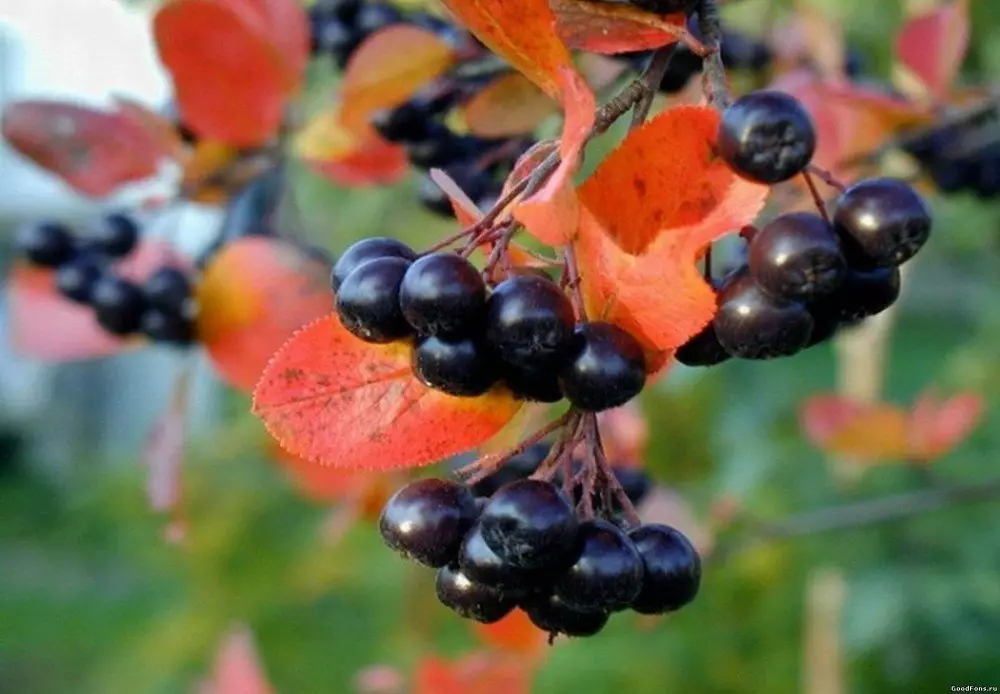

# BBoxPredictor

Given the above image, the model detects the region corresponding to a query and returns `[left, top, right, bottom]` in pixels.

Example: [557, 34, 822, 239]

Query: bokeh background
[1, 0, 999, 692]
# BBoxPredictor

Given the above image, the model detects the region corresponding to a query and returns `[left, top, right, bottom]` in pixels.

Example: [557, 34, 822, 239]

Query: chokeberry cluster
[332, 239, 649, 411]
[902, 123, 1000, 199]
[379, 469, 700, 637]
[14, 215, 196, 345]
[677, 177, 932, 365]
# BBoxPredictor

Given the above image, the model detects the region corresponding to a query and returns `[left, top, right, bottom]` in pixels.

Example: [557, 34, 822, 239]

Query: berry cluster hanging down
[14, 215, 196, 345]
[903, 122, 1000, 199]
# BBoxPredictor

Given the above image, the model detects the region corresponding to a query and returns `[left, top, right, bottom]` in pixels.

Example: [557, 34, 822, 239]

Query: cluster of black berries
[331, 238, 649, 411]
[379, 472, 700, 637]
[14, 216, 196, 345]
[901, 124, 1000, 199]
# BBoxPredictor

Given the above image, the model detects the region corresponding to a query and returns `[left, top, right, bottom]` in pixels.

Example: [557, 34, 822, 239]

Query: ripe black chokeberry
[412, 335, 498, 396]
[815, 266, 900, 324]
[480, 479, 578, 570]
[417, 176, 455, 218]
[400, 252, 486, 337]
[331, 237, 417, 292]
[613, 467, 652, 507]
[372, 88, 458, 143]
[90, 275, 146, 335]
[628, 0, 699, 14]
[718, 91, 816, 184]
[675, 322, 731, 367]
[523, 593, 609, 638]
[554, 519, 644, 613]
[15, 221, 75, 268]
[833, 178, 932, 268]
[435, 563, 516, 624]
[336, 257, 413, 343]
[713, 271, 814, 359]
[355, 2, 403, 35]
[143, 267, 192, 314]
[91, 213, 139, 258]
[140, 308, 195, 345]
[378, 478, 479, 568]
[628, 524, 701, 615]
[503, 364, 564, 404]
[485, 275, 576, 370]
[559, 322, 646, 412]
[748, 212, 847, 301]
[55, 255, 103, 304]
[458, 522, 546, 596]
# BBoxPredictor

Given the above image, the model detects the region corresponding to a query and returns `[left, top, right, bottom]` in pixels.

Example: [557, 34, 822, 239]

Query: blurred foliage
[3, 1, 1000, 693]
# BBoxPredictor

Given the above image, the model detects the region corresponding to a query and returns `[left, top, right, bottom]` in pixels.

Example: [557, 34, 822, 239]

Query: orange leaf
[462, 73, 558, 138]
[197, 237, 332, 392]
[799, 395, 868, 449]
[6, 241, 188, 362]
[252, 314, 522, 470]
[295, 108, 409, 187]
[550, 0, 684, 54]
[907, 390, 984, 462]
[414, 653, 533, 694]
[823, 405, 911, 462]
[340, 26, 457, 130]
[574, 106, 769, 364]
[1, 100, 166, 196]
[895, 0, 970, 102]
[472, 609, 547, 657]
[154, 0, 295, 147]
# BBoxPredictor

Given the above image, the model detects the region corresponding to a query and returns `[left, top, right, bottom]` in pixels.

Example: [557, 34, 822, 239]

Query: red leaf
[252, 314, 522, 470]
[472, 610, 547, 657]
[295, 108, 409, 187]
[143, 371, 190, 514]
[799, 394, 910, 463]
[197, 237, 333, 392]
[895, 0, 970, 101]
[1, 100, 166, 196]
[154, 0, 303, 147]
[907, 390, 983, 462]
[462, 73, 558, 138]
[230, 0, 311, 89]
[550, 0, 684, 54]
[205, 625, 274, 694]
[414, 653, 532, 694]
[799, 395, 867, 449]
[6, 241, 188, 362]
[573, 106, 769, 365]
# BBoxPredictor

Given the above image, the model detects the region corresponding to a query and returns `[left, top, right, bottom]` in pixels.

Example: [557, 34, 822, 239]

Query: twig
[630, 45, 677, 129]
[801, 169, 831, 223]
[456, 410, 576, 485]
[807, 164, 847, 193]
[563, 242, 587, 320]
[697, 0, 731, 111]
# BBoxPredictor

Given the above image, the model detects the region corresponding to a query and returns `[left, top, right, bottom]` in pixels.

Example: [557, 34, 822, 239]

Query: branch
[697, 0, 731, 111]
[630, 45, 677, 129]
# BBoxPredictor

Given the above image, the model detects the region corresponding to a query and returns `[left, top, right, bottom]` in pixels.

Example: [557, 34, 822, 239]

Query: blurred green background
[2, 0, 1000, 692]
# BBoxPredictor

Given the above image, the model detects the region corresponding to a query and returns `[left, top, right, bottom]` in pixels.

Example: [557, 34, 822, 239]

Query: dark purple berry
[748, 212, 847, 301]
[400, 252, 486, 337]
[458, 522, 548, 596]
[559, 322, 646, 412]
[15, 221, 75, 268]
[355, 2, 403, 35]
[713, 271, 814, 359]
[417, 176, 455, 218]
[378, 478, 479, 568]
[804, 307, 840, 348]
[331, 237, 417, 292]
[628, 524, 701, 614]
[372, 88, 458, 143]
[675, 322, 731, 367]
[718, 91, 816, 184]
[628, 0, 699, 14]
[833, 178, 932, 267]
[143, 267, 192, 314]
[485, 275, 575, 370]
[412, 335, 498, 397]
[90, 275, 146, 335]
[814, 266, 901, 324]
[503, 364, 564, 403]
[553, 519, 644, 612]
[91, 213, 139, 258]
[336, 257, 413, 343]
[613, 466, 652, 506]
[435, 563, 516, 624]
[479, 479, 578, 570]
[55, 255, 102, 304]
[140, 308, 195, 345]
[523, 593, 609, 638]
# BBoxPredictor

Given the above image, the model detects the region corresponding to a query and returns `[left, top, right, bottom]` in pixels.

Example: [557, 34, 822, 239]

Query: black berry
[628, 524, 701, 614]
[814, 266, 900, 324]
[412, 335, 498, 397]
[613, 466, 652, 506]
[628, 0, 699, 14]
[675, 322, 731, 367]
[15, 221, 75, 268]
[553, 519, 644, 612]
[400, 253, 486, 337]
[523, 593, 609, 638]
[140, 308, 195, 345]
[713, 271, 814, 359]
[833, 178, 932, 268]
[485, 275, 575, 370]
[718, 91, 816, 184]
[355, 2, 403, 35]
[378, 478, 479, 568]
[336, 256, 413, 343]
[559, 322, 646, 412]
[479, 479, 579, 570]
[143, 267, 192, 314]
[435, 563, 516, 624]
[55, 255, 102, 304]
[90, 275, 146, 336]
[503, 364, 564, 404]
[748, 212, 847, 301]
[91, 213, 139, 258]
[457, 522, 547, 596]
[331, 237, 417, 292]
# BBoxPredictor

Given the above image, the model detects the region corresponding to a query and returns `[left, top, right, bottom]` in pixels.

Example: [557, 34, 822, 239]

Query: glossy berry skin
[435, 563, 516, 624]
[55, 255, 103, 304]
[485, 275, 576, 370]
[378, 478, 479, 568]
[833, 178, 932, 268]
[480, 479, 579, 570]
[815, 267, 900, 324]
[675, 322, 731, 367]
[336, 257, 413, 343]
[523, 593, 609, 638]
[713, 271, 814, 359]
[91, 213, 139, 258]
[400, 253, 487, 337]
[457, 522, 546, 596]
[90, 275, 146, 335]
[628, 524, 701, 614]
[331, 237, 416, 292]
[412, 335, 498, 397]
[143, 267, 191, 314]
[559, 322, 646, 412]
[503, 364, 564, 404]
[749, 212, 847, 301]
[15, 221, 75, 268]
[718, 91, 816, 184]
[140, 308, 194, 345]
[554, 519, 644, 613]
